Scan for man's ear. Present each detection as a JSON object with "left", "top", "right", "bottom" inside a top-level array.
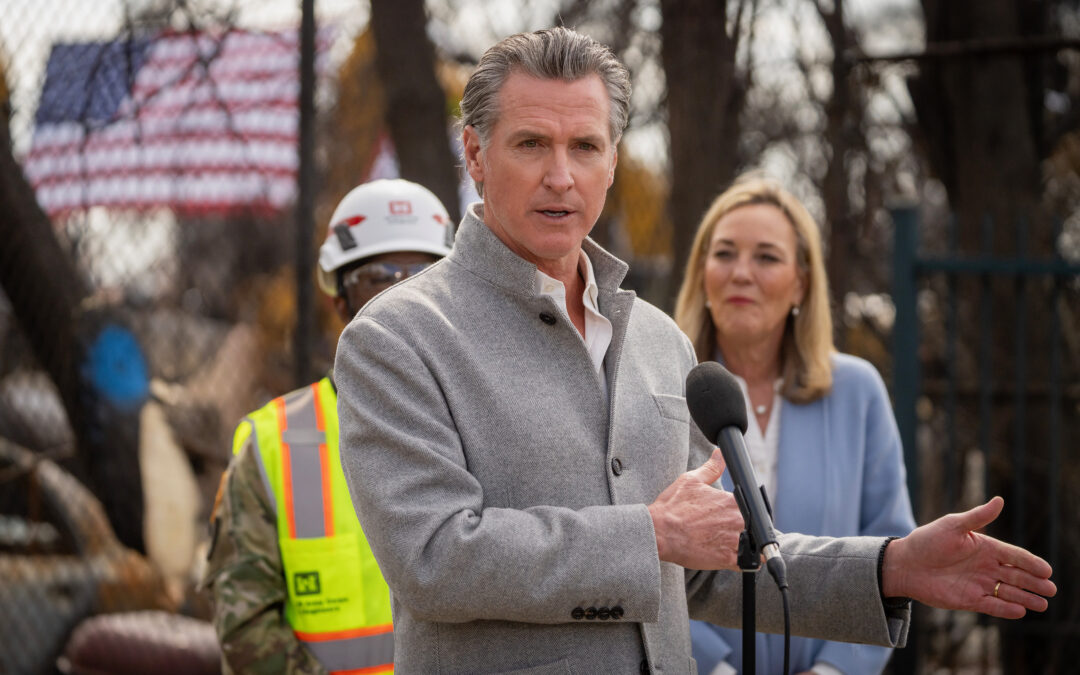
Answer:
[
  {"left": 463, "top": 125, "right": 485, "bottom": 184},
  {"left": 607, "top": 146, "right": 618, "bottom": 188},
  {"left": 332, "top": 295, "right": 352, "bottom": 323}
]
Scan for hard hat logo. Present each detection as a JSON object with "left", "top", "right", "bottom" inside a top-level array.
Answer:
[{"left": 389, "top": 200, "right": 412, "bottom": 215}]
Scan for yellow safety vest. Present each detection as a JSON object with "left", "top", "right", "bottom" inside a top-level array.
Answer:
[{"left": 233, "top": 377, "right": 393, "bottom": 674}]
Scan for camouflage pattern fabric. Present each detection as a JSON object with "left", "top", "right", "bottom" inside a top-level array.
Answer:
[{"left": 201, "top": 438, "right": 327, "bottom": 675}]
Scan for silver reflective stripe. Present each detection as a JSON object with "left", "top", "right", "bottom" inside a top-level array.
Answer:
[
  {"left": 282, "top": 386, "right": 327, "bottom": 539},
  {"left": 302, "top": 632, "right": 394, "bottom": 672},
  {"left": 243, "top": 417, "right": 276, "bottom": 513},
  {"left": 282, "top": 428, "right": 327, "bottom": 445}
]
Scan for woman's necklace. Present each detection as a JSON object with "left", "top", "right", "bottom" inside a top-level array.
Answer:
[{"left": 753, "top": 382, "right": 778, "bottom": 416}]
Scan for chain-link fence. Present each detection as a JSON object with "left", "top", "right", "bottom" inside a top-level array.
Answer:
[{"left": 0, "top": 1, "right": 371, "bottom": 671}]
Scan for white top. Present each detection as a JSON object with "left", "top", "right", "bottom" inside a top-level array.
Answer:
[
  {"left": 535, "top": 250, "right": 613, "bottom": 396},
  {"left": 729, "top": 373, "right": 783, "bottom": 502}
]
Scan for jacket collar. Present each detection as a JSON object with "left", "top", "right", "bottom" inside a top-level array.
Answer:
[{"left": 449, "top": 202, "right": 630, "bottom": 297}]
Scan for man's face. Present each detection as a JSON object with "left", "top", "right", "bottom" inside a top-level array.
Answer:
[
  {"left": 334, "top": 250, "right": 440, "bottom": 321},
  {"left": 463, "top": 72, "right": 618, "bottom": 276}
]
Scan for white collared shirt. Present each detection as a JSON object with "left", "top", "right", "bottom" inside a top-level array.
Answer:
[{"left": 535, "top": 250, "right": 613, "bottom": 396}]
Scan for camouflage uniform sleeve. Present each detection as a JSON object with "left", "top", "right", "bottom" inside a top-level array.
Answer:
[{"left": 201, "top": 435, "right": 327, "bottom": 675}]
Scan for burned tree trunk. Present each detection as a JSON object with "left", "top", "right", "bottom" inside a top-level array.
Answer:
[
  {"left": 660, "top": 0, "right": 748, "bottom": 309},
  {"left": 370, "top": 0, "right": 461, "bottom": 219},
  {"left": 0, "top": 120, "right": 145, "bottom": 552}
]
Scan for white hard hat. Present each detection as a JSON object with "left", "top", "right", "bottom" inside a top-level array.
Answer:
[{"left": 318, "top": 179, "right": 453, "bottom": 296}]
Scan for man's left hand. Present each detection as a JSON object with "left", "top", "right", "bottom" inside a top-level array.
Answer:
[{"left": 881, "top": 496, "right": 1056, "bottom": 619}]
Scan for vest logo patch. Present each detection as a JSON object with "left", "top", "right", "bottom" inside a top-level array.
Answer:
[{"left": 294, "top": 571, "right": 321, "bottom": 596}]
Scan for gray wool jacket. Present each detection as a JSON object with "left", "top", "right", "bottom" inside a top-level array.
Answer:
[{"left": 334, "top": 204, "right": 909, "bottom": 675}]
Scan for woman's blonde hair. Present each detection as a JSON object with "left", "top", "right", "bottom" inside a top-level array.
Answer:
[{"left": 673, "top": 174, "right": 834, "bottom": 403}]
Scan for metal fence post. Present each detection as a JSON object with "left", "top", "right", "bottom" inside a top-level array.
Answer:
[
  {"left": 294, "top": 0, "right": 316, "bottom": 387},
  {"left": 888, "top": 204, "right": 921, "bottom": 675},
  {"left": 890, "top": 206, "right": 920, "bottom": 516}
]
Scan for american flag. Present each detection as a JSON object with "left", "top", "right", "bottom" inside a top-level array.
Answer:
[{"left": 23, "top": 28, "right": 331, "bottom": 217}]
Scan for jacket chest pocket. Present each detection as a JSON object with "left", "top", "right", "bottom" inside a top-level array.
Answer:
[
  {"left": 619, "top": 393, "right": 691, "bottom": 496},
  {"left": 652, "top": 394, "right": 689, "bottom": 423}
]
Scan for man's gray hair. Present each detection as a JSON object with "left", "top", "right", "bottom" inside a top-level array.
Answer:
[{"left": 460, "top": 27, "right": 632, "bottom": 148}]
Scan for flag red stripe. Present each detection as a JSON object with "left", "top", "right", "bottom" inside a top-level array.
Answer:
[
  {"left": 32, "top": 165, "right": 298, "bottom": 186},
  {"left": 28, "top": 131, "right": 299, "bottom": 156}
]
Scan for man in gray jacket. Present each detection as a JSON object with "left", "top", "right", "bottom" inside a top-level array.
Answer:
[{"left": 334, "top": 27, "right": 1055, "bottom": 675}]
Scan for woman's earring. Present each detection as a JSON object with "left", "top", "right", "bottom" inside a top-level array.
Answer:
[
  {"left": 791, "top": 305, "right": 800, "bottom": 317},
  {"left": 705, "top": 300, "right": 712, "bottom": 309}
]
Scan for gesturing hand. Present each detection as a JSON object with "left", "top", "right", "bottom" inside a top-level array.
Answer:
[
  {"left": 882, "top": 496, "right": 1056, "bottom": 619},
  {"left": 648, "top": 448, "right": 745, "bottom": 570}
]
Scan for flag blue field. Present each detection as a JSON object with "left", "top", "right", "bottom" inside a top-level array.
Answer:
[{"left": 24, "top": 28, "right": 330, "bottom": 217}]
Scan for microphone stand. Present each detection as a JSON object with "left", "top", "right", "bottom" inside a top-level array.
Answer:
[
  {"left": 735, "top": 484, "right": 777, "bottom": 675},
  {"left": 737, "top": 527, "right": 760, "bottom": 675}
]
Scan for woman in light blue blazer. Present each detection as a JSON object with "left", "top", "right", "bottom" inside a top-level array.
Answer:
[{"left": 674, "top": 175, "right": 915, "bottom": 675}]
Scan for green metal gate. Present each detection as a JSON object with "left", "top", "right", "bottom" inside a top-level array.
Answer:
[{"left": 890, "top": 206, "right": 1079, "bottom": 673}]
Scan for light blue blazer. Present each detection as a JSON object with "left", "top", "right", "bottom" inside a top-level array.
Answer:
[{"left": 691, "top": 353, "right": 916, "bottom": 675}]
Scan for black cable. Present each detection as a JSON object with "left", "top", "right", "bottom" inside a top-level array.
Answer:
[
  {"left": 765, "top": 556, "right": 791, "bottom": 675},
  {"left": 781, "top": 585, "right": 791, "bottom": 675}
]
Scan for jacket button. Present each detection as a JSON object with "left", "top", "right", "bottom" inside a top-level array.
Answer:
[
  {"left": 597, "top": 606, "right": 611, "bottom": 620},
  {"left": 611, "top": 605, "right": 624, "bottom": 619},
  {"left": 539, "top": 312, "right": 556, "bottom": 325},
  {"left": 571, "top": 606, "right": 584, "bottom": 620},
  {"left": 610, "top": 458, "right": 623, "bottom": 475},
  {"left": 584, "top": 606, "right": 597, "bottom": 620}
]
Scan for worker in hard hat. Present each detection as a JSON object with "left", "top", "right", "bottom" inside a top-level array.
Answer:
[{"left": 202, "top": 179, "right": 453, "bottom": 675}]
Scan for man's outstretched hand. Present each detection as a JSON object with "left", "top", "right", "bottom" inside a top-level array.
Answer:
[{"left": 882, "top": 496, "right": 1056, "bottom": 618}]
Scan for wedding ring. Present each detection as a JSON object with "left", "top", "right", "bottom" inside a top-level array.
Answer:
[{"left": 993, "top": 581, "right": 1002, "bottom": 598}]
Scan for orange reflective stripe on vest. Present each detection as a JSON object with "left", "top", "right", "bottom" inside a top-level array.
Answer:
[
  {"left": 274, "top": 397, "right": 295, "bottom": 537},
  {"left": 312, "top": 383, "right": 336, "bottom": 537},
  {"left": 296, "top": 623, "right": 394, "bottom": 674}
]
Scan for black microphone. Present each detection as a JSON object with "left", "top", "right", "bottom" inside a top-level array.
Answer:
[{"left": 686, "top": 361, "right": 787, "bottom": 588}]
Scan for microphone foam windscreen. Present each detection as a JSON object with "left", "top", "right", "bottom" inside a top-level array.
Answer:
[{"left": 685, "top": 361, "right": 748, "bottom": 438}]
